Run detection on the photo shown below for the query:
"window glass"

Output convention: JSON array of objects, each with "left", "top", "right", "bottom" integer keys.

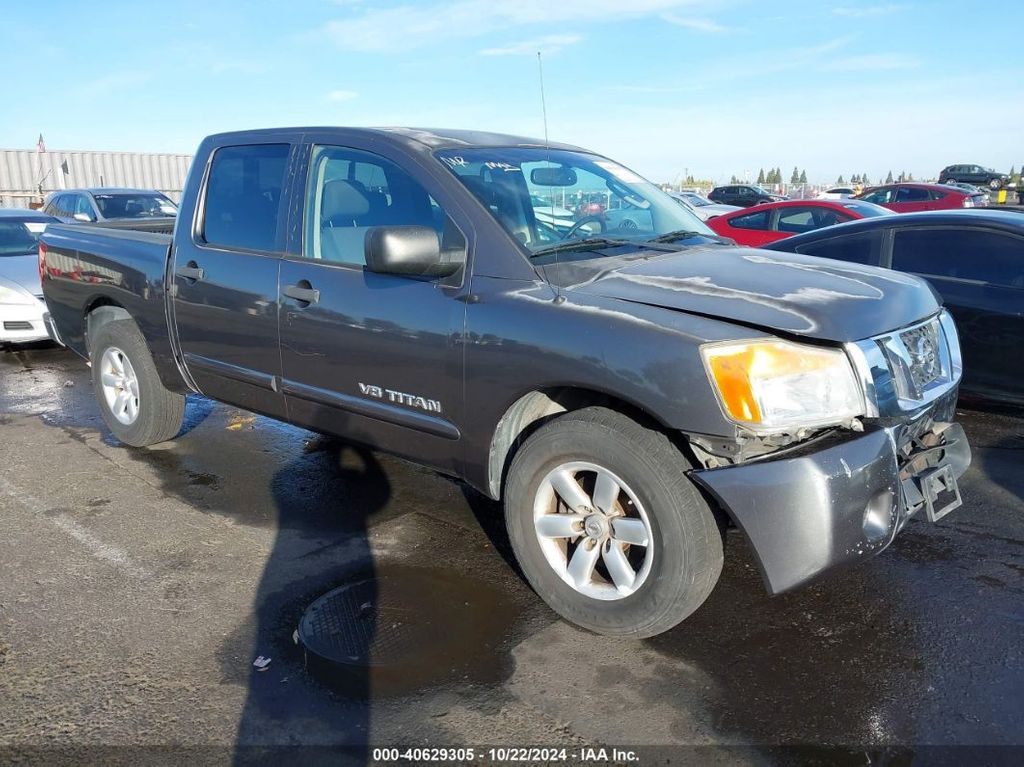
[
  {"left": 729, "top": 210, "right": 770, "bottom": 230},
  {"left": 304, "top": 145, "right": 465, "bottom": 268},
  {"left": 0, "top": 222, "right": 41, "bottom": 257},
  {"left": 895, "top": 187, "right": 930, "bottom": 203},
  {"left": 795, "top": 230, "right": 881, "bottom": 265},
  {"left": 860, "top": 188, "right": 894, "bottom": 205},
  {"left": 202, "top": 143, "right": 289, "bottom": 252},
  {"left": 892, "top": 228, "right": 1024, "bottom": 289},
  {"left": 74, "top": 195, "right": 95, "bottom": 220},
  {"left": 94, "top": 193, "right": 176, "bottom": 219},
  {"left": 777, "top": 207, "right": 841, "bottom": 233}
]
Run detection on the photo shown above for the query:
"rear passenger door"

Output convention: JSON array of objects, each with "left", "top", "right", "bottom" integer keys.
[
  {"left": 889, "top": 226, "right": 1024, "bottom": 404},
  {"left": 277, "top": 140, "right": 472, "bottom": 473},
  {"left": 171, "top": 140, "right": 297, "bottom": 419},
  {"left": 892, "top": 186, "right": 932, "bottom": 212}
]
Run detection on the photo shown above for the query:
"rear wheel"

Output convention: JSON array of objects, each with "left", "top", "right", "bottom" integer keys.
[
  {"left": 504, "top": 407, "right": 723, "bottom": 638},
  {"left": 989, "top": 178, "right": 1002, "bottom": 190},
  {"left": 90, "top": 319, "right": 185, "bottom": 446}
]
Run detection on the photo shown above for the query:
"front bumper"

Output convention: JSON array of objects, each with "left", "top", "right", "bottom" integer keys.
[
  {"left": 691, "top": 413, "right": 971, "bottom": 594},
  {"left": 0, "top": 300, "right": 49, "bottom": 344}
]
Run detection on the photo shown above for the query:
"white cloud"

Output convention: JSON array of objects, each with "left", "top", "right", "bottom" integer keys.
[
  {"left": 319, "top": 0, "right": 712, "bottom": 52},
  {"left": 825, "top": 53, "right": 921, "bottom": 71},
  {"left": 480, "top": 33, "right": 583, "bottom": 56},
  {"left": 326, "top": 89, "right": 359, "bottom": 102},
  {"left": 833, "top": 4, "right": 907, "bottom": 18},
  {"left": 661, "top": 14, "right": 730, "bottom": 33}
]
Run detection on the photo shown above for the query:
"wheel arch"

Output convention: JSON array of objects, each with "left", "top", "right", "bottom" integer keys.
[
  {"left": 485, "top": 386, "right": 692, "bottom": 500},
  {"left": 84, "top": 300, "right": 131, "bottom": 356}
]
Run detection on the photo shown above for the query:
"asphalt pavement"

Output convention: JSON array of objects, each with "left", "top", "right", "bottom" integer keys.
[{"left": 1, "top": 343, "right": 1022, "bottom": 763}]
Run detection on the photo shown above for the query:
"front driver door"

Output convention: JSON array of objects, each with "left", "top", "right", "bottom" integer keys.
[{"left": 277, "top": 141, "right": 472, "bottom": 473}]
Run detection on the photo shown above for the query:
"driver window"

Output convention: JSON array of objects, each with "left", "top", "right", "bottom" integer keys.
[{"left": 304, "top": 145, "right": 466, "bottom": 267}]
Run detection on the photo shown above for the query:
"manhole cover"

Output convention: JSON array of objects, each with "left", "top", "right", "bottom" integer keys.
[{"left": 297, "top": 565, "right": 523, "bottom": 696}]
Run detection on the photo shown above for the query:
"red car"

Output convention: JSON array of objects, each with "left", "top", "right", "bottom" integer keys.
[
  {"left": 706, "top": 199, "right": 892, "bottom": 247},
  {"left": 855, "top": 182, "right": 987, "bottom": 213}
]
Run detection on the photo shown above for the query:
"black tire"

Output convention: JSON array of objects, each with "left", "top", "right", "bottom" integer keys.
[
  {"left": 504, "top": 407, "right": 723, "bottom": 638},
  {"left": 90, "top": 318, "right": 185, "bottom": 447},
  {"left": 989, "top": 178, "right": 1002, "bottom": 190}
]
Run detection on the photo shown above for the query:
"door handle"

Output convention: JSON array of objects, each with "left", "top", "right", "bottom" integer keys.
[
  {"left": 176, "top": 262, "right": 204, "bottom": 281},
  {"left": 283, "top": 283, "right": 320, "bottom": 305}
]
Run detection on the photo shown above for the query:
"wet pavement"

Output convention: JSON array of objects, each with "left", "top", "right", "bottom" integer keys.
[{"left": 1, "top": 342, "right": 1023, "bottom": 760}]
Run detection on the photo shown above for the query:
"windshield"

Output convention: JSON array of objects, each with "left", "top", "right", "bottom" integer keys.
[
  {"left": 94, "top": 193, "right": 178, "bottom": 219},
  {"left": 436, "top": 148, "right": 714, "bottom": 257},
  {"left": 0, "top": 221, "right": 40, "bottom": 257},
  {"left": 680, "top": 193, "right": 711, "bottom": 207}
]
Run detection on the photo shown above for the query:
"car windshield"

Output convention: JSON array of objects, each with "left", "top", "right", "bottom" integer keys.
[
  {"left": 682, "top": 193, "right": 711, "bottom": 207},
  {"left": 839, "top": 201, "right": 893, "bottom": 217},
  {"left": 0, "top": 221, "right": 41, "bottom": 257},
  {"left": 93, "top": 193, "right": 178, "bottom": 219},
  {"left": 436, "top": 148, "right": 714, "bottom": 257}
]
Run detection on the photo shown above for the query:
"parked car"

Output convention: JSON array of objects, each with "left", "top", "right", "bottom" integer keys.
[
  {"left": 764, "top": 209, "right": 1023, "bottom": 407},
  {"left": 708, "top": 184, "right": 787, "bottom": 208},
  {"left": 0, "top": 209, "right": 59, "bottom": 346},
  {"left": 42, "top": 188, "right": 178, "bottom": 224},
  {"left": 41, "top": 127, "right": 970, "bottom": 638},
  {"left": 529, "top": 194, "right": 575, "bottom": 231},
  {"left": 856, "top": 182, "right": 986, "bottom": 212},
  {"left": 706, "top": 199, "right": 892, "bottom": 246},
  {"left": 944, "top": 181, "right": 991, "bottom": 201},
  {"left": 669, "top": 191, "right": 740, "bottom": 220},
  {"left": 817, "top": 187, "right": 857, "bottom": 200},
  {"left": 938, "top": 164, "right": 1008, "bottom": 190}
]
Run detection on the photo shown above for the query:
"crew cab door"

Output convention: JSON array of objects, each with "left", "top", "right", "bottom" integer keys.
[
  {"left": 277, "top": 140, "right": 472, "bottom": 472},
  {"left": 170, "top": 141, "right": 297, "bottom": 419}
]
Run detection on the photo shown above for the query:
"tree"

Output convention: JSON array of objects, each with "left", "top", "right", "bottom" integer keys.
[
  {"left": 837, "top": 175, "right": 845, "bottom": 185},
  {"left": 757, "top": 168, "right": 765, "bottom": 184},
  {"left": 898, "top": 170, "right": 906, "bottom": 182},
  {"left": 851, "top": 173, "right": 860, "bottom": 184},
  {"left": 790, "top": 166, "right": 800, "bottom": 184},
  {"left": 799, "top": 169, "right": 807, "bottom": 184},
  {"left": 862, "top": 172, "right": 870, "bottom": 186},
  {"left": 885, "top": 170, "right": 894, "bottom": 184},
  {"left": 776, "top": 167, "right": 783, "bottom": 185},
  {"left": 730, "top": 174, "right": 740, "bottom": 184},
  {"left": 907, "top": 172, "right": 915, "bottom": 182}
]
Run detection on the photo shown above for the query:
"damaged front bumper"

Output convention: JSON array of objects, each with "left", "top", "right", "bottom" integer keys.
[{"left": 691, "top": 406, "right": 971, "bottom": 595}]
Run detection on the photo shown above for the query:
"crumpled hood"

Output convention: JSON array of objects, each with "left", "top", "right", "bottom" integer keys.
[
  {"left": 0, "top": 255, "right": 43, "bottom": 297},
  {"left": 569, "top": 246, "right": 941, "bottom": 342}
]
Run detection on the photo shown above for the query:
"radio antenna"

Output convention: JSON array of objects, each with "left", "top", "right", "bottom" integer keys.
[{"left": 537, "top": 51, "right": 550, "bottom": 147}]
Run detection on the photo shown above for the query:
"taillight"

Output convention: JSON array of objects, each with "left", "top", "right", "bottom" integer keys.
[
  {"left": 962, "top": 196, "right": 974, "bottom": 208},
  {"left": 38, "top": 240, "right": 47, "bottom": 281}
]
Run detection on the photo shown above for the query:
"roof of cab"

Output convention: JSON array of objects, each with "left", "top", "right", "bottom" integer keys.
[{"left": 204, "top": 126, "right": 586, "bottom": 153}]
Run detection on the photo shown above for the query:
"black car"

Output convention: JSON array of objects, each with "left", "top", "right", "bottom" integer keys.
[
  {"left": 938, "top": 164, "right": 1008, "bottom": 190},
  {"left": 765, "top": 209, "right": 1024, "bottom": 408},
  {"left": 708, "top": 184, "right": 786, "bottom": 208}
]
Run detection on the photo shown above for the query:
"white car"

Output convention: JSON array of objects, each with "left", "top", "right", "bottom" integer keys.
[
  {"left": 669, "top": 191, "right": 740, "bottom": 221},
  {"left": 530, "top": 194, "right": 576, "bottom": 230},
  {"left": 0, "top": 209, "right": 57, "bottom": 346},
  {"left": 817, "top": 187, "right": 857, "bottom": 200}
]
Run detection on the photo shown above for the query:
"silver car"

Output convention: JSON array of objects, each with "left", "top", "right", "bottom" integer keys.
[
  {"left": 0, "top": 209, "right": 57, "bottom": 346},
  {"left": 670, "top": 191, "right": 740, "bottom": 221}
]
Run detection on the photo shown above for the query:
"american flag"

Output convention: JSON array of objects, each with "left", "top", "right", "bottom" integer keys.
[{"left": 36, "top": 134, "right": 46, "bottom": 153}]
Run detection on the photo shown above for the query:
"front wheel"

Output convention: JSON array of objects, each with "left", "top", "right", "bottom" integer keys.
[
  {"left": 989, "top": 178, "right": 1002, "bottom": 190},
  {"left": 90, "top": 318, "right": 185, "bottom": 447},
  {"left": 504, "top": 407, "right": 724, "bottom": 638}
]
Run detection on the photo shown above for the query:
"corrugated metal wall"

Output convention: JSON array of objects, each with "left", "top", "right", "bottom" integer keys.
[{"left": 0, "top": 148, "right": 192, "bottom": 209}]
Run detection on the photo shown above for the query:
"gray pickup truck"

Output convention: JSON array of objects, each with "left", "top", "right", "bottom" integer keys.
[{"left": 40, "top": 128, "right": 971, "bottom": 637}]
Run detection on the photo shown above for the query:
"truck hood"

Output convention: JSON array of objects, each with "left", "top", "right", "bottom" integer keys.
[{"left": 569, "top": 246, "right": 940, "bottom": 342}]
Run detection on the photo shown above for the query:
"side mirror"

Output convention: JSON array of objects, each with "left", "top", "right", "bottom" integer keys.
[
  {"left": 72, "top": 212, "right": 94, "bottom": 223},
  {"left": 364, "top": 226, "right": 460, "bottom": 278}
]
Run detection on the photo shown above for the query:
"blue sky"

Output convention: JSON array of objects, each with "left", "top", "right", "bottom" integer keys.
[{"left": 3, "top": 0, "right": 1022, "bottom": 184}]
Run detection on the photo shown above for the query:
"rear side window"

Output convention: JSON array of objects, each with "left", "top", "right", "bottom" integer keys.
[
  {"left": 202, "top": 143, "right": 289, "bottom": 252},
  {"left": 729, "top": 210, "right": 769, "bottom": 230},
  {"left": 892, "top": 228, "right": 1024, "bottom": 289},
  {"left": 794, "top": 230, "right": 882, "bottom": 265},
  {"left": 895, "top": 187, "right": 930, "bottom": 203}
]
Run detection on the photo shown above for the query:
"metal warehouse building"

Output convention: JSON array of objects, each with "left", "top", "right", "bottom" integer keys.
[{"left": 0, "top": 148, "right": 192, "bottom": 209}]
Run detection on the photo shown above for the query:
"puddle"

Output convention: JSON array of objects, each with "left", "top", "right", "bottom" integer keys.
[{"left": 298, "top": 565, "right": 524, "bottom": 698}]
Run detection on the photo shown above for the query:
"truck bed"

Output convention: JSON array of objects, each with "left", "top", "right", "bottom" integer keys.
[{"left": 41, "top": 223, "right": 179, "bottom": 384}]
